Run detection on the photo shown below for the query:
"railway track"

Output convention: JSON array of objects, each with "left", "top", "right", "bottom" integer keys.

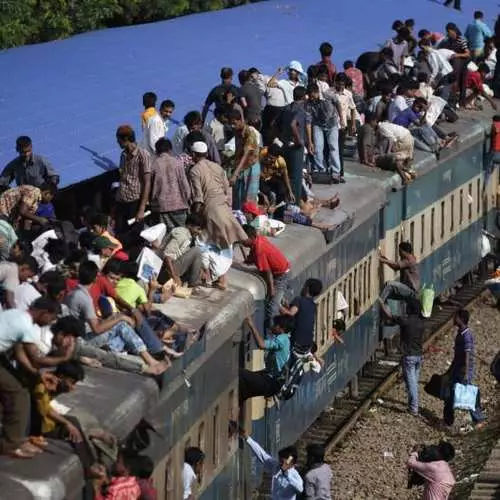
[
  {"left": 296, "top": 281, "right": 485, "bottom": 462},
  {"left": 469, "top": 437, "right": 500, "bottom": 500}
]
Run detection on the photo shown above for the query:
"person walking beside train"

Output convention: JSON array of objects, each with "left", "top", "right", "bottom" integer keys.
[
  {"left": 379, "top": 297, "right": 424, "bottom": 416},
  {"left": 379, "top": 241, "right": 420, "bottom": 306},
  {"left": 443, "top": 309, "right": 486, "bottom": 431},
  {"left": 239, "top": 427, "right": 304, "bottom": 499},
  {"left": 304, "top": 443, "right": 333, "bottom": 500}
]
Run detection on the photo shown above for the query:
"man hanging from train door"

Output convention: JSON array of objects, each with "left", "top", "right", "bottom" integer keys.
[{"left": 379, "top": 241, "right": 420, "bottom": 307}]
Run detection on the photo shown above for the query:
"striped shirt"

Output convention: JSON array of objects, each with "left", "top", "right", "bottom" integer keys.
[
  {"left": 440, "top": 35, "right": 469, "bottom": 55},
  {"left": 117, "top": 145, "right": 151, "bottom": 203}
]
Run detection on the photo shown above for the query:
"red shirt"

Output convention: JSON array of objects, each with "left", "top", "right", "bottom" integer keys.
[
  {"left": 345, "top": 67, "right": 364, "bottom": 97},
  {"left": 247, "top": 236, "right": 289, "bottom": 275},
  {"left": 94, "top": 476, "right": 141, "bottom": 500},
  {"left": 89, "top": 275, "right": 117, "bottom": 310},
  {"left": 317, "top": 57, "right": 337, "bottom": 85},
  {"left": 113, "top": 250, "right": 129, "bottom": 262},
  {"left": 465, "top": 71, "right": 483, "bottom": 92},
  {"left": 492, "top": 122, "right": 500, "bottom": 152},
  {"left": 66, "top": 278, "right": 79, "bottom": 293}
]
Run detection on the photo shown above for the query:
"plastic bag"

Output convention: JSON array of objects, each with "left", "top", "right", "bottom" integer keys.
[
  {"left": 420, "top": 284, "right": 435, "bottom": 318},
  {"left": 453, "top": 383, "right": 478, "bottom": 411}
]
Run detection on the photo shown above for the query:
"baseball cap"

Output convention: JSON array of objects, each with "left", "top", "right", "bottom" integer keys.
[
  {"left": 93, "top": 236, "right": 117, "bottom": 251},
  {"left": 242, "top": 201, "right": 263, "bottom": 217}
]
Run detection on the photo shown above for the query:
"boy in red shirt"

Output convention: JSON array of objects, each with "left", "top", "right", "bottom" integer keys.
[
  {"left": 464, "top": 64, "right": 497, "bottom": 110},
  {"left": 242, "top": 225, "right": 290, "bottom": 331}
]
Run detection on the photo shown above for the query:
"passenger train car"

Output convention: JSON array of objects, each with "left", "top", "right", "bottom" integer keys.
[{"left": 0, "top": 107, "right": 497, "bottom": 500}]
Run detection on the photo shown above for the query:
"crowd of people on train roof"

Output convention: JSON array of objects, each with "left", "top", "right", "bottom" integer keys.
[{"left": 0, "top": 4, "right": 497, "bottom": 499}]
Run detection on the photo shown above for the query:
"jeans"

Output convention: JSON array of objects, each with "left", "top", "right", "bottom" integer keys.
[
  {"left": 137, "top": 319, "right": 164, "bottom": 354},
  {"left": 402, "top": 355, "right": 422, "bottom": 414},
  {"left": 443, "top": 379, "right": 485, "bottom": 425},
  {"left": 86, "top": 321, "right": 146, "bottom": 354},
  {"left": 312, "top": 125, "right": 341, "bottom": 175},
  {"left": 283, "top": 146, "right": 305, "bottom": 204},
  {"left": 232, "top": 163, "right": 261, "bottom": 210},
  {"left": 265, "top": 272, "right": 289, "bottom": 331},
  {"left": 411, "top": 125, "right": 440, "bottom": 154},
  {"left": 380, "top": 280, "right": 418, "bottom": 303}
]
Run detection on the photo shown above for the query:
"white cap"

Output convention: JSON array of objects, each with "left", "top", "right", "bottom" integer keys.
[
  {"left": 111, "top": 182, "right": 120, "bottom": 190},
  {"left": 191, "top": 141, "right": 208, "bottom": 154},
  {"left": 288, "top": 60, "right": 304, "bottom": 75}
]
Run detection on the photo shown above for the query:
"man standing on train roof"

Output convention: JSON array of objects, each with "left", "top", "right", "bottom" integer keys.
[
  {"left": 141, "top": 92, "right": 166, "bottom": 156},
  {"left": 201, "top": 67, "right": 239, "bottom": 123},
  {"left": 0, "top": 136, "right": 59, "bottom": 190},
  {"left": 379, "top": 241, "right": 420, "bottom": 306},
  {"left": 379, "top": 296, "right": 424, "bottom": 416}
]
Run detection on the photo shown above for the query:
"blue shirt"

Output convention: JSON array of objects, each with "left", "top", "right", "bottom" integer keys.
[
  {"left": 465, "top": 20, "right": 493, "bottom": 50},
  {"left": 246, "top": 437, "right": 303, "bottom": 499},
  {"left": 393, "top": 107, "right": 419, "bottom": 128},
  {"left": 264, "top": 333, "right": 291, "bottom": 376}
]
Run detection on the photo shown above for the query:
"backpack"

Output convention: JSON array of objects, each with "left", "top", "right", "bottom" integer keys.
[{"left": 276, "top": 354, "right": 307, "bottom": 401}]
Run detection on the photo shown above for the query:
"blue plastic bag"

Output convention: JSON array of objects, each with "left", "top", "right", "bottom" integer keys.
[{"left": 453, "top": 383, "right": 478, "bottom": 411}]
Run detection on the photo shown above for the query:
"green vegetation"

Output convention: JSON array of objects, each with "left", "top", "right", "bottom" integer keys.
[{"left": 0, "top": 0, "right": 259, "bottom": 49}]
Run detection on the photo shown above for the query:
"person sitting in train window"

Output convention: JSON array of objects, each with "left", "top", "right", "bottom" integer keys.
[
  {"left": 239, "top": 315, "right": 293, "bottom": 404},
  {"left": 464, "top": 63, "right": 498, "bottom": 111},
  {"left": 280, "top": 278, "right": 323, "bottom": 354},
  {"left": 129, "top": 455, "right": 157, "bottom": 500},
  {"left": 0, "top": 136, "right": 59, "bottom": 191},
  {"left": 241, "top": 225, "right": 290, "bottom": 331},
  {"left": 65, "top": 260, "right": 169, "bottom": 375},
  {"left": 379, "top": 241, "right": 420, "bottom": 306},
  {"left": 156, "top": 212, "right": 205, "bottom": 288},
  {"left": 239, "top": 427, "right": 304, "bottom": 499},
  {"left": 488, "top": 115, "right": 500, "bottom": 167},
  {"left": 304, "top": 443, "right": 333, "bottom": 500},
  {"left": 183, "top": 447, "right": 205, "bottom": 500}
]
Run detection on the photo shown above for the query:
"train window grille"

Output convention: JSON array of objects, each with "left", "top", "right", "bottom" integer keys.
[
  {"left": 409, "top": 221, "right": 415, "bottom": 248},
  {"left": 476, "top": 178, "right": 481, "bottom": 215},
  {"left": 440, "top": 201, "right": 445, "bottom": 240},
  {"left": 468, "top": 183, "right": 472, "bottom": 221},
  {"left": 420, "top": 214, "right": 425, "bottom": 255},
  {"left": 394, "top": 231, "right": 400, "bottom": 261},
  {"left": 459, "top": 189, "right": 463, "bottom": 224},
  {"left": 450, "top": 194, "right": 455, "bottom": 232},
  {"left": 431, "top": 207, "right": 435, "bottom": 246},
  {"left": 212, "top": 405, "right": 220, "bottom": 467}
]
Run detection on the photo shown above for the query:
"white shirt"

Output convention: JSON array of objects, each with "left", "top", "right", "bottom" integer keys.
[
  {"left": 387, "top": 95, "right": 408, "bottom": 122},
  {"left": 0, "top": 309, "right": 39, "bottom": 353},
  {"left": 262, "top": 75, "right": 287, "bottom": 107},
  {"left": 172, "top": 124, "right": 189, "bottom": 156},
  {"left": 208, "top": 118, "right": 226, "bottom": 151},
  {"left": 427, "top": 49, "right": 454, "bottom": 85},
  {"left": 317, "top": 80, "right": 329, "bottom": 100},
  {"left": 142, "top": 112, "right": 166, "bottom": 156},
  {"left": 278, "top": 79, "right": 301, "bottom": 105},
  {"left": 183, "top": 463, "right": 197, "bottom": 499},
  {"left": 378, "top": 121, "right": 412, "bottom": 142},
  {"left": 14, "top": 282, "right": 41, "bottom": 311}
]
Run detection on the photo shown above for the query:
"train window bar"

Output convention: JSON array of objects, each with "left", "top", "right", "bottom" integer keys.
[
  {"left": 476, "top": 178, "right": 481, "bottom": 216},
  {"left": 450, "top": 194, "right": 455, "bottom": 232},
  {"left": 431, "top": 207, "right": 435, "bottom": 246},
  {"left": 468, "top": 183, "right": 473, "bottom": 221},
  {"left": 459, "top": 189, "right": 464, "bottom": 224},
  {"left": 367, "top": 256, "right": 372, "bottom": 301},
  {"left": 440, "top": 201, "right": 445, "bottom": 240},
  {"left": 198, "top": 421, "right": 205, "bottom": 452},
  {"left": 212, "top": 405, "right": 220, "bottom": 467},
  {"left": 165, "top": 457, "right": 174, "bottom": 500},
  {"left": 394, "top": 231, "right": 400, "bottom": 261},
  {"left": 409, "top": 221, "right": 415, "bottom": 248},
  {"left": 420, "top": 214, "right": 425, "bottom": 256}
]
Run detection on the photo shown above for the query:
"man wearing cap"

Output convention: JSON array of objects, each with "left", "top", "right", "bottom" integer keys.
[
  {"left": 91, "top": 236, "right": 127, "bottom": 270},
  {"left": 242, "top": 201, "right": 263, "bottom": 227},
  {"left": 268, "top": 61, "right": 305, "bottom": 106},
  {"left": 189, "top": 141, "right": 247, "bottom": 250}
]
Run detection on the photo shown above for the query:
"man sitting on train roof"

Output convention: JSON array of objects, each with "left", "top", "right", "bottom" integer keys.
[
  {"left": 379, "top": 241, "right": 420, "bottom": 306},
  {"left": 239, "top": 315, "right": 294, "bottom": 405},
  {"left": 65, "top": 260, "right": 169, "bottom": 375},
  {"left": 0, "top": 136, "right": 59, "bottom": 191}
]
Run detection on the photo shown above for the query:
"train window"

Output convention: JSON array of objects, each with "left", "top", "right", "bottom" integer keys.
[
  {"left": 367, "top": 256, "right": 372, "bottom": 300},
  {"left": 228, "top": 390, "right": 235, "bottom": 423},
  {"left": 165, "top": 457, "right": 174, "bottom": 500},
  {"left": 409, "top": 221, "right": 415, "bottom": 248},
  {"left": 420, "top": 214, "right": 425, "bottom": 255},
  {"left": 198, "top": 421, "right": 205, "bottom": 451},
  {"left": 353, "top": 268, "right": 357, "bottom": 296},
  {"left": 348, "top": 274, "right": 353, "bottom": 320},
  {"left": 450, "top": 194, "right": 455, "bottom": 232},
  {"left": 212, "top": 405, "right": 220, "bottom": 467},
  {"left": 363, "top": 262, "right": 367, "bottom": 306},
  {"left": 185, "top": 437, "right": 192, "bottom": 449},
  {"left": 468, "top": 183, "right": 472, "bottom": 220},
  {"left": 430, "top": 207, "right": 435, "bottom": 246},
  {"left": 440, "top": 201, "right": 445, "bottom": 239},
  {"left": 459, "top": 189, "right": 463, "bottom": 224},
  {"left": 476, "top": 178, "right": 481, "bottom": 215},
  {"left": 358, "top": 266, "right": 363, "bottom": 307},
  {"left": 394, "top": 231, "right": 400, "bottom": 260}
]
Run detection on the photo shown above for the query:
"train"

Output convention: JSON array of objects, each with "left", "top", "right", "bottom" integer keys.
[{"left": 0, "top": 105, "right": 497, "bottom": 500}]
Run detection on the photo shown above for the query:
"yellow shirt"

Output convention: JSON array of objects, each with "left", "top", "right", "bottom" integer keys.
[
  {"left": 102, "top": 230, "right": 123, "bottom": 254},
  {"left": 260, "top": 148, "right": 287, "bottom": 180},
  {"left": 33, "top": 383, "right": 56, "bottom": 434}
]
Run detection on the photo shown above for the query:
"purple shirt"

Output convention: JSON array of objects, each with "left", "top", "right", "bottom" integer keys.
[{"left": 393, "top": 107, "right": 419, "bottom": 128}]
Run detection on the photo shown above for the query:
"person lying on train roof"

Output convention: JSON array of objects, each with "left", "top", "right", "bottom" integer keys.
[
  {"left": 241, "top": 224, "right": 290, "bottom": 331},
  {"left": 379, "top": 241, "right": 420, "bottom": 306},
  {"left": 239, "top": 315, "right": 294, "bottom": 405},
  {"left": 239, "top": 427, "right": 304, "bottom": 499}
]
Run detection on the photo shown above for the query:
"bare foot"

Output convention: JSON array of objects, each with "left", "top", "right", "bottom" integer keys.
[{"left": 143, "top": 360, "right": 170, "bottom": 375}]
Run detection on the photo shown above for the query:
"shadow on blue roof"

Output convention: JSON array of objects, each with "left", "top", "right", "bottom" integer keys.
[{"left": 0, "top": 0, "right": 496, "bottom": 187}]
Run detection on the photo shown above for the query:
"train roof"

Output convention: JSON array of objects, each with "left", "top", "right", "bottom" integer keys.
[{"left": 0, "top": 0, "right": 493, "bottom": 188}]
